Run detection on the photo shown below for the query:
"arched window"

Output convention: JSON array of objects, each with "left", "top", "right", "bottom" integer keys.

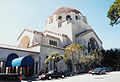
[
  {"left": 66, "top": 15, "right": 72, "bottom": 20},
  {"left": 75, "top": 16, "right": 78, "bottom": 20},
  {"left": 88, "top": 38, "right": 98, "bottom": 52},
  {"left": 18, "top": 36, "right": 30, "bottom": 48},
  {"left": 58, "top": 16, "right": 62, "bottom": 20}
]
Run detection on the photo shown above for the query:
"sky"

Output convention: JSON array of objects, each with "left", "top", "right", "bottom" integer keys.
[{"left": 0, "top": 0, "right": 120, "bottom": 49}]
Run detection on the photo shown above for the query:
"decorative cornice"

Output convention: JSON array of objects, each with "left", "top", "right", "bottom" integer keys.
[
  {"left": 30, "top": 43, "right": 65, "bottom": 50},
  {"left": 76, "top": 29, "right": 93, "bottom": 37},
  {"left": 0, "top": 44, "right": 40, "bottom": 54},
  {"left": 45, "top": 34, "right": 60, "bottom": 40},
  {"left": 34, "top": 30, "right": 43, "bottom": 35},
  {"left": 44, "top": 30, "right": 67, "bottom": 37}
]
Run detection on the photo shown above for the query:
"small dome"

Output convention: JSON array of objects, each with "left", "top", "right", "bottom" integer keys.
[{"left": 51, "top": 7, "right": 81, "bottom": 16}]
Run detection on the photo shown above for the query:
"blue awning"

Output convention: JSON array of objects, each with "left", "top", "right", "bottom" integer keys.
[
  {"left": 6, "top": 53, "right": 19, "bottom": 67},
  {"left": 12, "top": 56, "right": 34, "bottom": 67}
]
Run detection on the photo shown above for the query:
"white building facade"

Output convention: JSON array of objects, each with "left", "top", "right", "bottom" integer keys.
[{"left": 0, "top": 7, "right": 102, "bottom": 78}]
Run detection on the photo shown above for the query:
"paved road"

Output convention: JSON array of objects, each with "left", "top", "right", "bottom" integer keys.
[{"left": 22, "top": 71, "right": 120, "bottom": 82}]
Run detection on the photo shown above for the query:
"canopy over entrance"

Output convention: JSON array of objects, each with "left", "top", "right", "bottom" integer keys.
[
  {"left": 12, "top": 56, "right": 34, "bottom": 67},
  {"left": 6, "top": 53, "right": 19, "bottom": 67}
]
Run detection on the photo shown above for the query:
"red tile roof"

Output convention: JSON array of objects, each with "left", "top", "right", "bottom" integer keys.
[{"left": 51, "top": 7, "right": 81, "bottom": 16}]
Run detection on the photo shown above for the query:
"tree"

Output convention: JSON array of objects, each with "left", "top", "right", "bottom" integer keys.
[
  {"left": 101, "top": 49, "right": 115, "bottom": 67},
  {"left": 44, "top": 51, "right": 63, "bottom": 70},
  {"left": 79, "top": 54, "right": 95, "bottom": 70},
  {"left": 107, "top": 0, "right": 120, "bottom": 26},
  {"left": 64, "top": 44, "right": 85, "bottom": 62},
  {"left": 78, "top": 49, "right": 103, "bottom": 71},
  {"left": 101, "top": 49, "right": 120, "bottom": 69},
  {"left": 93, "top": 49, "right": 103, "bottom": 67},
  {"left": 64, "top": 44, "right": 85, "bottom": 73}
]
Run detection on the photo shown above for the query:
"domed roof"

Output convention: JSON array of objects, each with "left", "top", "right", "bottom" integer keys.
[{"left": 51, "top": 7, "right": 81, "bottom": 16}]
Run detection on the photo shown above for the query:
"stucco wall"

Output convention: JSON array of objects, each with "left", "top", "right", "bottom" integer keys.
[
  {"left": 39, "top": 44, "right": 67, "bottom": 71},
  {"left": 33, "top": 32, "right": 43, "bottom": 45}
]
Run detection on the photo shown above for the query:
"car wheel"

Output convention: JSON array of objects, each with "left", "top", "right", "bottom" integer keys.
[
  {"left": 69, "top": 74, "right": 72, "bottom": 77},
  {"left": 61, "top": 75, "right": 65, "bottom": 78},
  {"left": 48, "top": 76, "right": 52, "bottom": 80},
  {"left": 99, "top": 72, "right": 102, "bottom": 75},
  {"left": 39, "top": 77, "right": 41, "bottom": 80},
  {"left": 105, "top": 72, "right": 106, "bottom": 74},
  {"left": 38, "top": 76, "right": 41, "bottom": 80}
]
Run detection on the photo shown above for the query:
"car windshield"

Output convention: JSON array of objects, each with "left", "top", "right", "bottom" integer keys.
[
  {"left": 94, "top": 68, "right": 101, "bottom": 72},
  {"left": 48, "top": 70, "right": 54, "bottom": 74},
  {"left": 102, "top": 67, "right": 107, "bottom": 70}
]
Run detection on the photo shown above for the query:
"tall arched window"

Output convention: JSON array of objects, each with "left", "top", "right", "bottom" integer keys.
[
  {"left": 18, "top": 36, "right": 30, "bottom": 48},
  {"left": 66, "top": 15, "right": 72, "bottom": 20},
  {"left": 88, "top": 38, "right": 98, "bottom": 52}
]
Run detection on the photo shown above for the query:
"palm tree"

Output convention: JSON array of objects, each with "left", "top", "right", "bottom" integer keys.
[
  {"left": 44, "top": 51, "right": 63, "bottom": 70},
  {"left": 64, "top": 44, "right": 85, "bottom": 73}
]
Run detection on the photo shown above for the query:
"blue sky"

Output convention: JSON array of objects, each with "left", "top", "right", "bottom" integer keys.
[{"left": 0, "top": 0, "right": 120, "bottom": 49}]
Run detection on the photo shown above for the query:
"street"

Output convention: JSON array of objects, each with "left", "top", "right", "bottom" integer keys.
[{"left": 22, "top": 71, "right": 120, "bottom": 82}]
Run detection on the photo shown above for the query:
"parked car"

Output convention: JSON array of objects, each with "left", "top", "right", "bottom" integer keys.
[
  {"left": 88, "top": 69, "right": 95, "bottom": 74},
  {"left": 102, "top": 67, "right": 114, "bottom": 72},
  {"left": 39, "top": 70, "right": 65, "bottom": 80},
  {"left": 39, "top": 70, "right": 46, "bottom": 75},
  {"left": 62, "top": 70, "right": 72, "bottom": 76},
  {"left": 107, "top": 67, "right": 114, "bottom": 71},
  {"left": 102, "top": 67, "right": 110, "bottom": 72},
  {"left": 91, "top": 68, "right": 106, "bottom": 75},
  {"left": 0, "top": 73, "right": 21, "bottom": 82}
]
